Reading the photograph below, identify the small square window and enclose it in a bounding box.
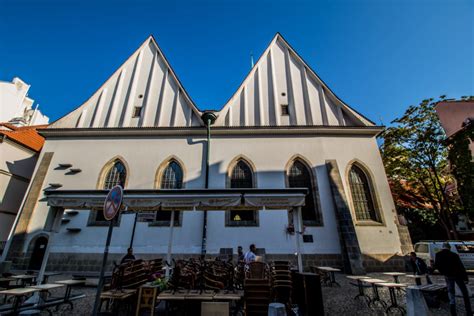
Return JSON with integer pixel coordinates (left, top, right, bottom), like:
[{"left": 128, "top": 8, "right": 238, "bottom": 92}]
[
  {"left": 133, "top": 106, "right": 142, "bottom": 118},
  {"left": 281, "top": 104, "right": 289, "bottom": 116},
  {"left": 226, "top": 210, "right": 258, "bottom": 227}
]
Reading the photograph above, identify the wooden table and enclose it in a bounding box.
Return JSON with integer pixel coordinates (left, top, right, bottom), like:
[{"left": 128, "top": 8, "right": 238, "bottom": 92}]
[
  {"left": 383, "top": 272, "right": 406, "bottom": 284},
  {"left": 346, "top": 276, "right": 370, "bottom": 302},
  {"left": 213, "top": 290, "right": 244, "bottom": 301},
  {"left": 0, "top": 277, "right": 14, "bottom": 289},
  {"left": 214, "top": 290, "right": 244, "bottom": 316},
  {"left": 11, "top": 274, "right": 36, "bottom": 287},
  {"left": 100, "top": 289, "right": 137, "bottom": 315},
  {"left": 30, "top": 283, "right": 65, "bottom": 291},
  {"left": 30, "top": 283, "right": 66, "bottom": 310},
  {"left": 405, "top": 274, "right": 427, "bottom": 286},
  {"left": 375, "top": 282, "right": 407, "bottom": 314},
  {"left": 0, "top": 287, "right": 38, "bottom": 314},
  {"left": 315, "top": 266, "right": 341, "bottom": 287},
  {"left": 185, "top": 290, "right": 215, "bottom": 301},
  {"left": 158, "top": 290, "right": 243, "bottom": 316},
  {"left": 158, "top": 290, "right": 187, "bottom": 301},
  {"left": 362, "top": 278, "right": 387, "bottom": 308},
  {"left": 55, "top": 279, "right": 85, "bottom": 309}
]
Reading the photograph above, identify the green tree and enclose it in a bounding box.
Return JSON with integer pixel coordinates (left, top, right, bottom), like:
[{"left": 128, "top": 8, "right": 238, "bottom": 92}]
[{"left": 380, "top": 97, "right": 461, "bottom": 239}]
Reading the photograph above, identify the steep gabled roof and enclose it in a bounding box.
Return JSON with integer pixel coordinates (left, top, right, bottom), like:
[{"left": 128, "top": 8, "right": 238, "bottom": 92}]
[
  {"left": 50, "top": 36, "right": 203, "bottom": 129},
  {"left": 214, "top": 33, "right": 374, "bottom": 127},
  {"left": 0, "top": 123, "right": 47, "bottom": 152}
]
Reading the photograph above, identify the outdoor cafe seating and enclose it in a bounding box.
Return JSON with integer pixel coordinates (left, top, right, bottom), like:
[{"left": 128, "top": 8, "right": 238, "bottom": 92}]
[
  {"left": 345, "top": 271, "right": 450, "bottom": 314},
  {"left": 0, "top": 271, "right": 86, "bottom": 315},
  {"left": 94, "top": 256, "right": 307, "bottom": 316}
]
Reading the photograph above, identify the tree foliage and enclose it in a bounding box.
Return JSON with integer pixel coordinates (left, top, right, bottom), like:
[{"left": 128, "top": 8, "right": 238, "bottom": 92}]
[
  {"left": 448, "top": 121, "right": 474, "bottom": 212},
  {"left": 380, "top": 97, "right": 461, "bottom": 239}
]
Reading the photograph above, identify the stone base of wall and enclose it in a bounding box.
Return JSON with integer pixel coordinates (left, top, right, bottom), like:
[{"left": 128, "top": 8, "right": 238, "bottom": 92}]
[
  {"left": 10, "top": 251, "right": 407, "bottom": 273},
  {"left": 397, "top": 224, "right": 414, "bottom": 254},
  {"left": 362, "top": 253, "right": 407, "bottom": 272}
]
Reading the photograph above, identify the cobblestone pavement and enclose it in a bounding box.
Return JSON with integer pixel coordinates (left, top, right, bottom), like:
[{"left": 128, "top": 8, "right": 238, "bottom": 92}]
[{"left": 30, "top": 273, "right": 474, "bottom": 315}]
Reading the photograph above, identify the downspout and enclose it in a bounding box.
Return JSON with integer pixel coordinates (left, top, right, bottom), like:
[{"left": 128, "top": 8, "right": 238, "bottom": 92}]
[{"left": 200, "top": 111, "right": 217, "bottom": 258}]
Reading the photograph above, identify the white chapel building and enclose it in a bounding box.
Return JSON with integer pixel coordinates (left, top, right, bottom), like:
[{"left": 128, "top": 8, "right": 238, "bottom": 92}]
[{"left": 6, "top": 34, "right": 412, "bottom": 273}]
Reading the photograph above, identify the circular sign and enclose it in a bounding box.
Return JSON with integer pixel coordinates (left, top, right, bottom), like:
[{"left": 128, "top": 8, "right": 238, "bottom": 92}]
[{"left": 103, "top": 185, "right": 123, "bottom": 221}]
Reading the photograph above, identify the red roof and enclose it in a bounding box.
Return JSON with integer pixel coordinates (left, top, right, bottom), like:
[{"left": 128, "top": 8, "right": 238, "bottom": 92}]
[{"left": 0, "top": 123, "right": 47, "bottom": 152}]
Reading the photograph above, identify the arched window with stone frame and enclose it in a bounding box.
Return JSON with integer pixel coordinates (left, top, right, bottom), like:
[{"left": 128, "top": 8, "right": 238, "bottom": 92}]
[
  {"left": 226, "top": 157, "right": 258, "bottom": 227},
  {"left": 88, "top": 158, "right": 128, "bottom": 226},
  {"left": 151, "top": 159, "right": 184, "bottom": 226},
  {"left": 287, "top": 158, "right": 322, "bottom": 226},
  {"left": 348, "top": 163, "right": 381, "bottom": 223}
]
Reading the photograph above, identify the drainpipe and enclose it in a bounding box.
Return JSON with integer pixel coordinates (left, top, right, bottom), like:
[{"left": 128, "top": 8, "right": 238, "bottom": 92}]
[{"left": 200, "top": 111, "right": 217, "bottom": 258}]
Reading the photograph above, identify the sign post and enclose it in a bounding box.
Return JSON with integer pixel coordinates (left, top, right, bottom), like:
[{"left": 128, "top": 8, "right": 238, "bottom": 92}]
[{"left": 92, "top": 185, "right": 123, "bottom": 316}]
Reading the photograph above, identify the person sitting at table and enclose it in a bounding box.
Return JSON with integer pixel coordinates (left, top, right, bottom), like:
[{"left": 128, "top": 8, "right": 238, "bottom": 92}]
[
  {"left": 244, "top": 244, "right": 257, "bottom": 264},
  {"left": 409, "top": 252, "right": 432, "bottom": 284},
  {"left": 120, "top": 247, "right": 136, "bottom": 264},
  {"left": 237, "top": 246, "right": 244, "bottom": 263}
]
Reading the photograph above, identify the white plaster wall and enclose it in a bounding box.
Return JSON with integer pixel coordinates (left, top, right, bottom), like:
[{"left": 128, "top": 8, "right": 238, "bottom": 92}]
[
  {"left": 0, "top": 140, "right": 37, "bottom": 179},
  {"left": 0, "top": 141, "right": 38, "bottom": 241},
  {"left": 0, "top": 79, "right": 29, "bottom": 121},
  {"left": 25, "top": 133, "right": 401, "bottom": 257},
  {"left": 0, "top": 78, "right": 49, "bottom": 125}
]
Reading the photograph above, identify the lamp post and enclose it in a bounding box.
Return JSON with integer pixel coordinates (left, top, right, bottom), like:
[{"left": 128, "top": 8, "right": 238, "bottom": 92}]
[{"left": 200, "top": 111, "right": 217, "bottom": 258}]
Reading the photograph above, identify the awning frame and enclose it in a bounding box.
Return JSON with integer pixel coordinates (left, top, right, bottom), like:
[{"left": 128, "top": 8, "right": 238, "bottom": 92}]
[{"left": 43, "top": 188, "right": 308, "bottom": 211}]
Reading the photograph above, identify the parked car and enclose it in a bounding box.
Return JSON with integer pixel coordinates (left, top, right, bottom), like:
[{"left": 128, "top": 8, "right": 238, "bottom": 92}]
[{"left": 414, "top": 241, "right": 474, "bottom": 270}]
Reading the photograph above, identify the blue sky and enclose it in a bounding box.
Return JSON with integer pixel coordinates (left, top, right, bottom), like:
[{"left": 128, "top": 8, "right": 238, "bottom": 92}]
[{"left": 0, "top": 0, "right": 472, "bottom": 125}]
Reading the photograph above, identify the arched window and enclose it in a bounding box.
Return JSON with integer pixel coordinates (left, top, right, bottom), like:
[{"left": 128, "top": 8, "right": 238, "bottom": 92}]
[
  {"left": 349, "top": 164, "right": 378, "bottom": 222},
  {"left": 288, "top": 160, "right": 321, "bottom": 225},
  {"left": 230, "top": 160, "right": 253, "bottom": 188},
  {"left": 161, "top": 161, "right": 183, "bottom": 189},
  {"left": 227, "top": 159, "right": 258, "bottom": 226},
  {"left": 154, "top": 160, "right": 183, "bottom": 226},
  {"left": 103, "top": 160, "right": 127, "bottom": 189},
  {"left": 89, "top": 159, "right": 127, "bottom": 226}
]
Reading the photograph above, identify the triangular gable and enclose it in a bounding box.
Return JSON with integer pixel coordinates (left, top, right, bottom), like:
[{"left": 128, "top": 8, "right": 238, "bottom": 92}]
[
  {"left": 214, "top": 33, "right": 374, "bottom": 127},
  {"left": 50, "top": 36, "right": 203, "bottom": 128}
]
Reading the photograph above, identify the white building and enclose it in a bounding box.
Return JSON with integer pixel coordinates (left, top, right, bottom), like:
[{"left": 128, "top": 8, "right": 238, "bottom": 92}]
[
  {"left": 6, "top": 34, "right": 411, "bottom": 273},
  {"left": 0, "top": 77, "right": 49, "bottom": 126},
  {"left": 0, "top": 123, "right": 45, "bottom": 255}
]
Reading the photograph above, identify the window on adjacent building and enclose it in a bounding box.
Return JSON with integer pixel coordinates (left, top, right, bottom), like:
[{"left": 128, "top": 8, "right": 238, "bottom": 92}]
[
  {"left": 89, "top": 159, "right": 127, "bottom": 226},
  {"left": 348, "top": 165, "right": 379, "bottom": 222},
  {"left": 133, "top": 106, "right": 142, "bottom": 118},
  {"left": 227, "top": 159, "right": 258, "bottom": 226},
  {"left": 153, "top": 160, "right": 183, "bottom": 226},
  {"left": 288, "top": 160, "right": 321, "bottom": 225},
  {"left": 281, "top": 104, "right": 289, "bottom": 116}
]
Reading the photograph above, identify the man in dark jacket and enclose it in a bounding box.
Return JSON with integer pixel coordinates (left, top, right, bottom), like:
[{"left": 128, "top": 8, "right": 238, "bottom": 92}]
[
  {"left": 410, "top": 252, "right": 432, "bottom": 284},
  {"left": 434, "top": 242, "right": 472, "bottom": 316}
]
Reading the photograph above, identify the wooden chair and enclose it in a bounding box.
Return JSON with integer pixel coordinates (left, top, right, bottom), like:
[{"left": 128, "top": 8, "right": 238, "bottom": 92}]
[
  {"left": 135, "top": 285, "right": 159, "bottom": 316},
  {"left": 246, "top": 262, "right": 268, "bottom": 280},
  {"left": 244, "top": 279, "right": 271, "bottom": 316},
  {"left": 270, "top": 260, "right": 292, "bottom": 312}
]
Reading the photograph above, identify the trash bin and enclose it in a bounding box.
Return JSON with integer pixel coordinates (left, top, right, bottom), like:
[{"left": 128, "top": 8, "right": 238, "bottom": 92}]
[
  {"left": 268, "top": 302, "right": 286, "bottom": 316},
  {"left": 292, "top": 272, "right": 324, "bottom": 316}
]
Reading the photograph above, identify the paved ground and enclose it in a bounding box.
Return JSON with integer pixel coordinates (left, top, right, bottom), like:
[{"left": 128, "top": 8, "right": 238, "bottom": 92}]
[{"left": 12, "top": 273, "right": 474, "bottom": 315}]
